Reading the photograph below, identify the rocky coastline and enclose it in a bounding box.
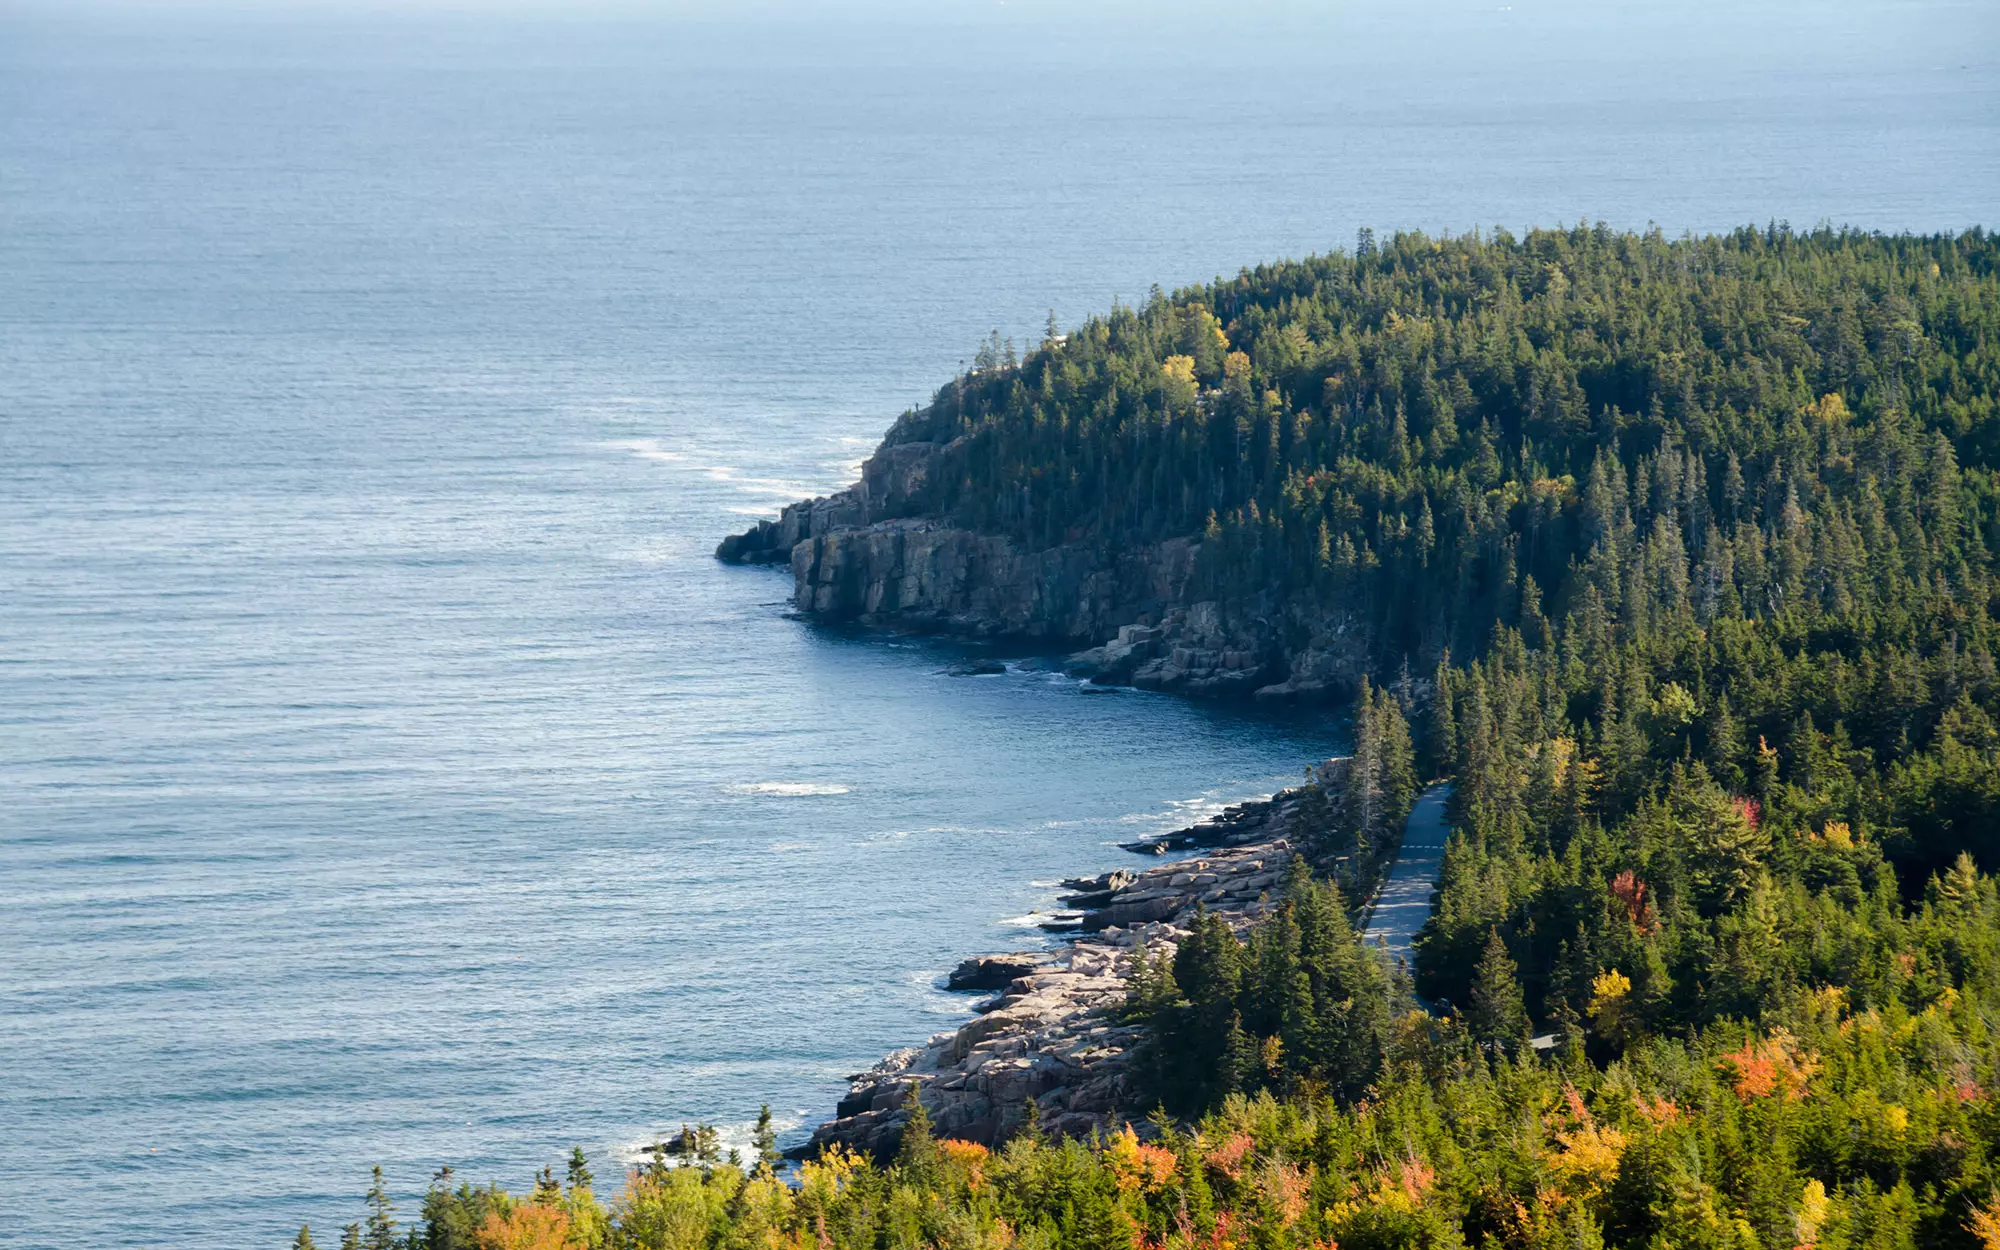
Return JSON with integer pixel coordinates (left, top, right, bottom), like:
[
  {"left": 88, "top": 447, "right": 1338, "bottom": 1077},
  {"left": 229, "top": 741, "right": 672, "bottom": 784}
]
[
  {"left": 717, "top": 439, "right": 1369, "bottom": 704},
  {"left": 791, "top": 782, "right": 1349, "bottom": 1161},
  {"left": 719, "top": 436, "right": 1386, "bottom": 1160}
]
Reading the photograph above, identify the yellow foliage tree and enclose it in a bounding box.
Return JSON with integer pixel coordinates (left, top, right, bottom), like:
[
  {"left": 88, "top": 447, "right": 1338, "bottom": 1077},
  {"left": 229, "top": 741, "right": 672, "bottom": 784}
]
[
  {"left": 1543, "top": 1087, "right": 1626, "bottom": 1202},
  {"left": 1805, "top": 393, "right": 1853, "bottom": 425},
  {"left": 1793, "top": 1178, "right": 1830, "bottom": 1249},
  {"left": 478, "top": 1204, "right": 573, "bottom": 1250},
  {"left": 1161, "top": 355, "right": 1199, "bottom": 409},
  {"left": 1967, "top": 1190, "right": 2000, "bottom": 1250},
  {"left": 1588, "top": 969, "right": 1633, "bottom": 1046},
  {"left": 937, "top": 1139, "right": 991, "bottom": 1191},
  {"left": 1105, "top": 1124, "right": 1177, "bottom": 1194}
]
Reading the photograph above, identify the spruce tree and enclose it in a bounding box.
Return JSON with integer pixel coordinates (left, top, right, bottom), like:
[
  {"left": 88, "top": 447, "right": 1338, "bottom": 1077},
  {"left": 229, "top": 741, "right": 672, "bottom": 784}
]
[
  {"left": 1633, "top": 939, "right": 1674, "bottom": 1031},
  {"left": 361, "top": 1166, "right": 396, "bottom": 1250},
  {"left": 893, "top": 1084, "right": 937, "bottom": 1182},
  {"left": 1376, "top": 685, "right": 1418, "bottom": 821},
  {"left": 1221, "top": 1011, "right": 1257, "bottom": 1097},
  {"left": 292, "top": 1225, "right": 317, "bottom": 1250},
  {"left": 531, "top": 1165, "right": 559, "bottom": 1205},
  {"left": 1704, "top": 695, "right": 1744, "bottom": 790},
  {"left": 1469, "top": 929, "right": 1530, "bottom": 1052},
  {"left": 1427, "top": 655, "right": 1455, "bottom": 778},
  {"left": 752, "top": 1104, "right": 780, "bottom": 1177},
  {"left": 1014, "top": 1092, "right": 1043, "bottom": 1145},
  {"left": 1162, "top": 907, "right": 1245, "bottom": 1110}
]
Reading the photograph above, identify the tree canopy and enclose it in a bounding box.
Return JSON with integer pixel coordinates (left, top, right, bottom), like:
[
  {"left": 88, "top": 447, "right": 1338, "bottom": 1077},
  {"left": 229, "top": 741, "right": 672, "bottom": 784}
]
[{"left": 309, "top": 226, "right": 2000, "bottom": 1250}]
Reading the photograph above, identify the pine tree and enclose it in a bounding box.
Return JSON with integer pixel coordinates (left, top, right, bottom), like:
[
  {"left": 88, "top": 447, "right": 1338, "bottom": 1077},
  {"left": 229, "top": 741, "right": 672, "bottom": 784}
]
[
  {"left": 565, "top": 1146, "right": 592, "bottom": 1194},
  {"left": 292, "top": 1225, "right": 317, "bottom": 1250},
  {"left": 752, "top": 1104, "right": 780, "bottom": 1177},
  {"left": 1346, "top": 677, "right": 1385, "bottom": 841},
  {"left": 1159, "top": 907, "right": 1246, "bottom": 1110},
  {"left": 1935, "top": 851, "right": 1983, "bottom": 909},
  {"left": 1291, "top": 873, "right": 1392, "bottom": 1101},
  {"left": 1754, "top": 734, "right": 1781, "bottom": 800},
  {"left": 362, "top": 1166, "right": 396, "bottom": 1250},
  {"left": 1376, "top": 685, "right": 1417, "bottom": 822},
  {"left": 1125, "top": 940, "right": 1180, "bottom": 1020},
  {"left": 1469, "top": 929, "right": 1530, "bottom": 1052},
  {"left": 1633, "top": 938, "right": 1674, "bottom": 1030},
  {"left": 1221, "top": 1011, "right": 1257, "bottom": 1096},
  {"left": 1704, "top": 696, "right": 1744, "bottom": 790},
  {"left": 1014, "top": 1092, "right": 1044, "bottom": 1144},
  {"left": 893, "top": 1084, "right": 937, "bottom": 1182},
  {"left": 1426, "top": 655, "right": 1455, "bottom": 778}
]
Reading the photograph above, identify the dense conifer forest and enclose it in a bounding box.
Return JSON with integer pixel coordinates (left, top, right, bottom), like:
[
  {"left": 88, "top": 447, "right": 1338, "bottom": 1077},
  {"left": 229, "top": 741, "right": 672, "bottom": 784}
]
[{"left": 310, "top": 226, "right": 2000, "bottom": 1249}]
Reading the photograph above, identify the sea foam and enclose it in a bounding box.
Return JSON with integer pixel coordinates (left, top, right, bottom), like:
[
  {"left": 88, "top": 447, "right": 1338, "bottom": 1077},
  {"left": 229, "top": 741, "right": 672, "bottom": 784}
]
[{"left": 726, "top": 781, "right": 852, "bottom": 797}]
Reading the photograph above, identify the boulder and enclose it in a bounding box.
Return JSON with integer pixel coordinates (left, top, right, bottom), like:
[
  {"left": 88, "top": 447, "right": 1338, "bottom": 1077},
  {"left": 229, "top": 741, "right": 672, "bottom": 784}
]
[
  {"left": 945, "top": 952, "right": 1049, "bottom": 992},
  {"left": 1058, "top": 870, "right": 1135, "bottom": 908}
]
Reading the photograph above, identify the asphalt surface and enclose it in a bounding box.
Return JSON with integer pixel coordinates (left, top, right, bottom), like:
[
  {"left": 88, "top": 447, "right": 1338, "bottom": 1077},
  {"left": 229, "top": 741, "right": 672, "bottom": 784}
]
[{"left": 1361, "top": 783, "right": 1453, "bottom": 972}]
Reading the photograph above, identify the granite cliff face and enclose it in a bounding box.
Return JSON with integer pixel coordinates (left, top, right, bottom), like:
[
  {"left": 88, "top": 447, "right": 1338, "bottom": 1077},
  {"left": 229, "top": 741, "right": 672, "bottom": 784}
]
[{"left": 718, "top": 439, "right": 1367, "bottom": 702}]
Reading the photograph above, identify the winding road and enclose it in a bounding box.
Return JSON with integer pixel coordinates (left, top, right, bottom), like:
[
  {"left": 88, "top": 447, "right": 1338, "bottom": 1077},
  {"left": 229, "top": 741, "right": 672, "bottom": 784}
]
[{"left": 1361, "top": 783, "right": 1452, "bottom": 971}]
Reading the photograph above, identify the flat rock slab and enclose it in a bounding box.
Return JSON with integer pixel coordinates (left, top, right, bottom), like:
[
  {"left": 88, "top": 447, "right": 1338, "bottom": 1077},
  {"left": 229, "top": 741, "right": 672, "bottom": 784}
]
[{"left": 945, "top": 952, "right": 1051, "bottom": 991}]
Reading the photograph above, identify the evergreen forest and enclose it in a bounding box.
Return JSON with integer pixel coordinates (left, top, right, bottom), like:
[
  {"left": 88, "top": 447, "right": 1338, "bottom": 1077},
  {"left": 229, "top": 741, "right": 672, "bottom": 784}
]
[{"left": 309, "top": 226, "right": 2000, "bottom": 1250}]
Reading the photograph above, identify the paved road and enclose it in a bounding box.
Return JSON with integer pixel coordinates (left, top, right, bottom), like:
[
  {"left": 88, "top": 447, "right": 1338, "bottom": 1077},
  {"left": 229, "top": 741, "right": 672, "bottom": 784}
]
[{"left": 1361, "top": 783, "right": 1452, "bottom": 972}]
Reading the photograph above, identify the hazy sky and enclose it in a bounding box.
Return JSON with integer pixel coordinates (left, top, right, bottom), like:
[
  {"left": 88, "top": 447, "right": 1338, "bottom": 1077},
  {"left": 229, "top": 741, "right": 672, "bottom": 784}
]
[
  {"left": 7, "top": 0, "right": 1991, "bottom": 24},
  {"left": 5, "top": 0, "right": 1992, "bottom": 94},
  {"left": 10, "top": 0, "right": 1994, "bottom": 69}
]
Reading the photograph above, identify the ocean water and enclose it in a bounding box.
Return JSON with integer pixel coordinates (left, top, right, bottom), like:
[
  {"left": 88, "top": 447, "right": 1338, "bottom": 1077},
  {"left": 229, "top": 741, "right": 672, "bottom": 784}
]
[{"left": 3, "top": 6, "right": 1994, "bottom": 1246}]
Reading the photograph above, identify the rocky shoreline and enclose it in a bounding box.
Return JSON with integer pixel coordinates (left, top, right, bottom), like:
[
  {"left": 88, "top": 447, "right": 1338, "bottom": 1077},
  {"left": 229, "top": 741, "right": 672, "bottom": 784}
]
[
  {"left": 720, "top": 439, "right": 1382, "bottom": 1158},
  {"left": 792, "top": 783, "right": 1343, "bottom": 1161},
  {"left": 717, "top": 438, "right": 1369, "bottom": 704}
]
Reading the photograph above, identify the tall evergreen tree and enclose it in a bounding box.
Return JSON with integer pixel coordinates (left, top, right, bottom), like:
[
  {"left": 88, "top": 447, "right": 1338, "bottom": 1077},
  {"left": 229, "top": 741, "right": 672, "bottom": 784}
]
[
  {"left": 893, "top": 1084, "right": 937, "bottom": 1183},
  {"left": 752, "top": 1105, "right": 780, "bottom": 1177},
  {"left": 1469, "top": 929, "right": 1530, "bottom": 1052},
  {"left": 361, "top": 1166, "right": 396, "bottom": 1250}
]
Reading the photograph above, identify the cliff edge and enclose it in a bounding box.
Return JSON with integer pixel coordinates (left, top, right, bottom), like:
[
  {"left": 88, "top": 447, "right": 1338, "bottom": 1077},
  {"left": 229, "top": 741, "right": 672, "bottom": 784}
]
[{"left": 718, "top": 439, "right": 1366, "bottom": 702}]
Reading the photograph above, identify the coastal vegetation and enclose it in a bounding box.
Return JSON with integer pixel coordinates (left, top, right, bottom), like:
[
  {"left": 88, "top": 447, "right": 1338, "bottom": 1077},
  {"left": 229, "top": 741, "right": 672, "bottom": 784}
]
[{"left": 313, "top": 226, "right": 2000, "bottom": 1248}]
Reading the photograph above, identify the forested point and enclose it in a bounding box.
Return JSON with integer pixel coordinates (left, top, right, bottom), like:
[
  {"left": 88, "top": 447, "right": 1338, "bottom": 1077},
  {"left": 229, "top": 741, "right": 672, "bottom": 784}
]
[{"left": 310, "top": 226, "right": 2000, "bottom": 1249}]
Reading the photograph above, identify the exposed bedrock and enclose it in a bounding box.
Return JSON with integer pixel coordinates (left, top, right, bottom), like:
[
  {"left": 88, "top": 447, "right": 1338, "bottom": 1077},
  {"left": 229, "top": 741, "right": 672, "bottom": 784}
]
[
  {"left": 792, "top": 783, "right": 1365, "bottom": 1162},
  {"left": 718, "top": 440, "right": 1368, "bottom": 702},
  {"left": 944, "top": 953, "right": 1052, "bottom": 992},
  {"left": 797, "top": 842, "right": 1294, "bottom": 1161}
]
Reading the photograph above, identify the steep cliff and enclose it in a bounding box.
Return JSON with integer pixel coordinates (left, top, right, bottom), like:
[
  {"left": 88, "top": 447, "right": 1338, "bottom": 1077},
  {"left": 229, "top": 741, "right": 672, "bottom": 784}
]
[{"left": 718, "top": 440, "right": 1367, "bottom": 702}]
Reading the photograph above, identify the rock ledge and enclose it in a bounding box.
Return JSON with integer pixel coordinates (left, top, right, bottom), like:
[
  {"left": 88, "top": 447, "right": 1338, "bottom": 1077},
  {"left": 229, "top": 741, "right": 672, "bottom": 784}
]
[
  {"left": 719, "top": 440, "right": 1368, "bottom": 703},
  {"left": 794, "top": 785, "right": 1343, "bottom": 1159}
]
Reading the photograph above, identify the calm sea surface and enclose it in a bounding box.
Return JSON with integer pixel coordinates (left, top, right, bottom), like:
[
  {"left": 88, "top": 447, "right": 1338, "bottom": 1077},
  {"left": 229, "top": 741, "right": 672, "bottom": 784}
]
[{"left": 3, "top": 6, "right": 1994, "bottom": 1245}]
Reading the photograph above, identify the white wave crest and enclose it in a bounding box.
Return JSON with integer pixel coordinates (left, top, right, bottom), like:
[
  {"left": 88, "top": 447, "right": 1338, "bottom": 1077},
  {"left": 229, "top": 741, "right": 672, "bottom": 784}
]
[
  {"left": 998, "top": 912, "right": 1062, "bottom": 928},
  {"left": 727, "top": 781, "right": 851, "bottom": 797},
  {"left": 602, "top": 437, "right": 687, "bottom": 464},
  {"left": 602, "top": 438, "right": 819, "bottom": 499}
]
